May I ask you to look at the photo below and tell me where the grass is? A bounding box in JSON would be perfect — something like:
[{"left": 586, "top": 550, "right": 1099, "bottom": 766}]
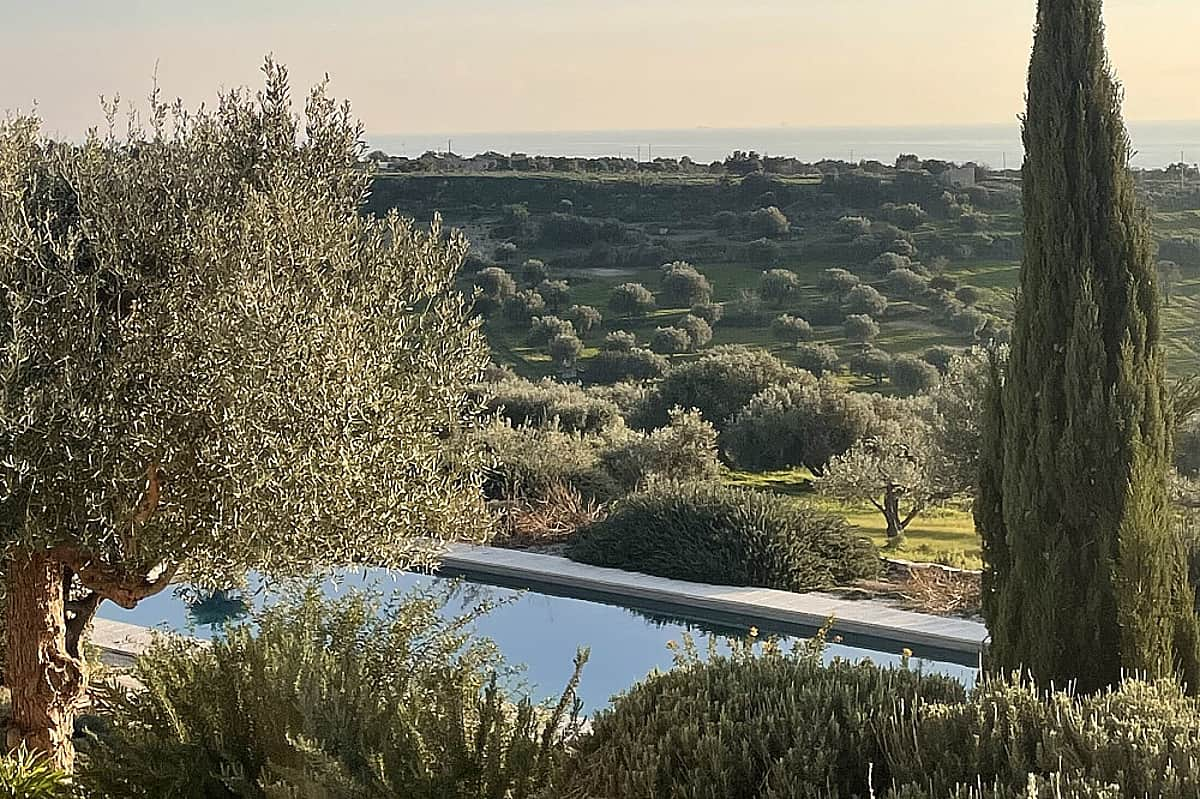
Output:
[{"left": 725, "top": 468, "right": 981, "bottom": 569}]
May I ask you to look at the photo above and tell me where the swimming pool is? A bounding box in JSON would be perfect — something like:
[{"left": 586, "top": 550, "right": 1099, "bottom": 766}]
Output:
[{"left": 96, "top": 568, "right": 979, "bottom": 711}]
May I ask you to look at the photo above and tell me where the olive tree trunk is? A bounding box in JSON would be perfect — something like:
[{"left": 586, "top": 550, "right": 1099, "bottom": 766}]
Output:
[{"left": 4, "top": 551, "right": 88, "bottom": 771}]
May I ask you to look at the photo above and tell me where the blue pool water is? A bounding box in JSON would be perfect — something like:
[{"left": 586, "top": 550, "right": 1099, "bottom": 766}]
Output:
[{"left": 97, "top": 569, "right": 978, "bottom": 711}]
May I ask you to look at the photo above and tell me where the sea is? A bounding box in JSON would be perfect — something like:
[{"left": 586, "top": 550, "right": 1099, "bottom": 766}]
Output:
[{"left": 369, "top": 121, "right": 1200, "bottom": 171}]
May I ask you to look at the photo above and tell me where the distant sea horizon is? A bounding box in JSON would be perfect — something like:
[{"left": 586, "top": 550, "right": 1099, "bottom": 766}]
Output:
[{"left": 369, "top": 121, "right": 1200, "bottom": 171}]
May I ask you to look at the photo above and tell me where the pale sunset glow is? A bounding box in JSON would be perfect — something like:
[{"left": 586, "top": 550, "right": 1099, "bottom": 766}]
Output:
[{"left": 2, "top": 0, "right": 1197, "bottom": 138}]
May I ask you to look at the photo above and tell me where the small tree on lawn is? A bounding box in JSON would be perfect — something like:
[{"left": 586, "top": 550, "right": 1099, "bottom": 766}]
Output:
[
  {"left": 660, "top": 261, "right": 713, "bottom": 307},
  {"left": 565, "top": 304, "right": 602, "bottom": 337},
  {"left": 771, "top": 314, "right": 813, "bottom": 347},
  {"left": 0, "top": 63, "right": 492, "bottom": 767},
  {"left": 677, "top": 314, "right": 713, "bottom": 350},
  {"left": 819, "top": 401, "right": 948, "bottom": 546},
  {"left": 537, "top": 279, "right": 571, "bottom": 313},
  {"left": 608, "top": 282, "right": 656, "bottom": 319},
  {"left": 850, "top": 348, "right": 893, "bottom": 385},
  {"left": 549, "top": 333, "right": 584, "bottom": 370},
  {"left": 520, "top": 258, "right": 549, "bottom": 286},
  {"left": 759, "top": 269, "right": 800, "bottom": 307},
  {"left": 650, "top": 326, "right": 692, "bottom": 355},
  {"left": 844, "top": 314, "right": 879, "bottom": 344}
]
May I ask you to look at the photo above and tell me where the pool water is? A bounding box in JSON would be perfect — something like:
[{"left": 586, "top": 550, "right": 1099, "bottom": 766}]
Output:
[{"left": 96, "top": 569, "right": 979, "bottom": 711}]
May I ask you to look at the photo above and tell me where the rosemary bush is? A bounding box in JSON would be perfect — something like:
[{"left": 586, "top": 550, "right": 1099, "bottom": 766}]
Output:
[{"left": 78, "top": 586, "right": 585, "bottom": 799}]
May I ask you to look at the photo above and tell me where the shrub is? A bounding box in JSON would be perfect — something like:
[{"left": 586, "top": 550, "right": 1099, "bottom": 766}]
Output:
[
  {"left": 957, "top": 207, "right": 990, "bottom": 231},
  {"left": 473, "top": 419, "right": 621, "bottom": 501},
  {"left": 527, "top": 315, "right": 576, "bottom": 346},
  {"left": 585, "top": 348, "right": 669, "bottom": 385},
  {"left": 549, "top": 333, "right": 584, "bottom": 368},
  {"left": 844, "top": 313, "right": 880, "bottom": 343},
  {"left": 891, "top": 355, "right": 942, "bottom": 394},
  {"left": 850, "top": 348, "right": 894, "bottom": 384},
  {"left": 552, "top": 650, "right": 961, "bottom": 799},
  {"left": 955, "top": 285, "right": 983, "bottom": 306},
  {"left": 929, "top": 274, "right": 958, "bottom": 291},
  {"left": 750, "top": 205, "right": 791, "bottom": 238},
  {"left": 639, "top": 345, "right": 804, "bottom": 431},
  {"left": 881, "top": 677, "right": 1200, "bottom": 798},
  {"left": 520, "top": 257, "right": 549, "bottom": 286},
  {"left": 677, "top": 314, "right": 714, "bottom": 349},
  {"left": 554, "top": 649, "right": 1200, "bottom": 799},
  {"left": 475, "top": 266, "right": 517, "bottom": 303},
  {"left": 602, "top": 330, "right": 637, "bottom": 352},
  {"left": 836, "top": 215, "right": 873, "bottom": 236},
  {"left": 540, "top": 212, "right": 599, "bottom": 246},
  {"left": 882, "top": 201, "right": 929, "bottom": 229},
  {"left": 567, "top": 482, "right": 879, "bottom": 590},
  {"left": 805, "top": 296, "right": 846, "bottom": 326},
  {"left": 845, "top": 284, "right": 889, "bottom": 317},
  {"left": 608, "top": 282, "right": 656, "bottom": 318},
  {"left": 475, "top": 377, "right": 622, "bottom": 435},
  {"left": 537, "top": 278, "right": 571, "bottom": 312},
  {"left": 564, "top": 304, "right": 602, "bottom": 337},
  {"left": 887, "top": 237, "right": 919, "bottom": 258},
  {"left": 771, "top": 314, "right": 813, "bottom": 346},
  {"left": 650, "top": 326, "right": 693, "bottom": 354},
  {"left": 747, "top": 237, "right": 781, "bottom": 264},
  {"left": 724, "top": 289, "right": 766, "bottom": 326},
  {"left": 723, "top": 377, "right": 875, "bottom": 472},
  {"left": 80, "top": 587, "right": 586, "bottom": 799},
  {"left": 794, "top": 343, "right": 840, "bottom": 377},
  {"left": 923, "top": 345, "right": 961, "bottom": 374},
  {"left": 819, "top": 267, "right": 860, "bottom": 295},
  {"left": 494, "top": 240, "right": 519, "bottom": 263},
  {"left": 759, "top": 268, "right": 801, "bottom": 306},
  {"left": 948, "top": 306, "right": 989, "bottom": 338},
  {"left": 689, "top": 301, "right": 724, "bottom": 325},
  {"left": 0, "top": 746, "right": 73, "bottom": 798},
  {"left": 870, "top": 251, "right": 912, "bottom": 275},
  {"left": 660, "top": 261, "right": 713, "bottom": 306},
  {"left": 600, "top": 409, "right": 721, "bottom": 491},
  {"left": 586, "top": 381, "right": 650, "bottom": 420},
  {"left": 502, "top": 289, "right": 546, "bottom": 325},
  {"left": 889, "top": 267, "right": 930, "bottom": 297}
]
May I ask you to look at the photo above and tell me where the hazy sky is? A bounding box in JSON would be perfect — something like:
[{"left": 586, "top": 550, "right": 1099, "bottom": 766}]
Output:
[{"left": 2, "top": 0, "right": 1197, "bottom": 138}]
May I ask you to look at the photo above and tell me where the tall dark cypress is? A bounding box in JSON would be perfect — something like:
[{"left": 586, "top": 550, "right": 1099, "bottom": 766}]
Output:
[{"left": 980, "top": 0, "right": 1200, "bottom": 691}]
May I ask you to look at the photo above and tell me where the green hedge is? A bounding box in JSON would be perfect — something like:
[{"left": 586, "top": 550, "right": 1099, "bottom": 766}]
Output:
[{"left": 567, "top": 482, "right": 879, "bottom": 591}]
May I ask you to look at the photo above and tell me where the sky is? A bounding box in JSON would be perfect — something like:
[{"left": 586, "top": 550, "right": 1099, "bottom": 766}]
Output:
[{"left": 2, "top": 0, "right": 1198, "bottom": 139}]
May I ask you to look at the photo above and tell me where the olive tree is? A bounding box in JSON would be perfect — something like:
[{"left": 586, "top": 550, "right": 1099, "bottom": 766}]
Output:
[
  {"left": 818, "top": 399, "right": 947, "bottom": 545},
  {"left": 0, "top": 64, "right": 491, "bottom": 767}
]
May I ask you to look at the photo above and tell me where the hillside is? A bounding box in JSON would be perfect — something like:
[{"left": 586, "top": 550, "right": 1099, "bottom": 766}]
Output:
[{"left": 365, "top": 164, "right": 1200, "bottom": 383}]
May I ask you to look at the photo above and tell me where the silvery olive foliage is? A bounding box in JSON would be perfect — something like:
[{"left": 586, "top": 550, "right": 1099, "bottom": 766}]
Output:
[{"left": 0, "top": 60, "right": 491, "bottom": 589}]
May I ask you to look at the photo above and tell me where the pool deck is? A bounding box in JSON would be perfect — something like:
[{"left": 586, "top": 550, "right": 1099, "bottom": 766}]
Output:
[
  {"left": 89, "top": 544, "right": 987, "bottom": 662},
  {"left": 440, "top": 544, "right": 986, "bottom": 657}
]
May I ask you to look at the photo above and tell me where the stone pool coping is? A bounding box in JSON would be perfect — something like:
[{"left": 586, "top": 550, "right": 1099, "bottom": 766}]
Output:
[
  {"left": 89, "top": 544, "right": 986, "bottom": 662},
  {"left": 440, "top": 544, "right": 987, "bottom": 657}
]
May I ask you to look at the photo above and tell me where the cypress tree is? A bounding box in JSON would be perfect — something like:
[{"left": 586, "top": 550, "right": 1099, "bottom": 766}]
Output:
[{"left": 979, "top": 0, "right": 1200, "bottom": 691}]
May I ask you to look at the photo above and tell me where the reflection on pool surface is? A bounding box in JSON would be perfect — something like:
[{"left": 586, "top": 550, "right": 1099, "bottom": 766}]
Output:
[{"left": 97, "top": 568, "right": 979, "bottom": 711}]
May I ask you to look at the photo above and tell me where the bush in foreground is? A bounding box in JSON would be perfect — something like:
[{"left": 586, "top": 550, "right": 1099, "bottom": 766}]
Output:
[
  {"left": 567, "top": 482, "right": 878, "bottom": 591},
  {"left": 0, "top": 746, "right": 74, "bottom": 798},
  {"left": 551, "top": 644, "right": 1200, "bottom": 799},
  {"left": 549, "top": 645, "right": 963, "bottom": 799},
  {"left": 80, "top": 587, "right": 586, "bottom": 799}
]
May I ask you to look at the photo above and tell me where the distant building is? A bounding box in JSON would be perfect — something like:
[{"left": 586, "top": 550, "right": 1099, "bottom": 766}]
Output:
[{"left": 941, "top": 165, "right": 977, "bottom": 189}]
